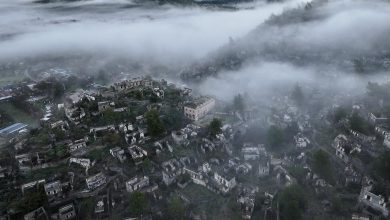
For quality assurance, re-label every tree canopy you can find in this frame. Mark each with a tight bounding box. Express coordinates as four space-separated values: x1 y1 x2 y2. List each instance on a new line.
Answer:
168 196 186 220
129 192 149 217
333 107 347 124
312 149 334 184
278 184 307 220
376 151 390 181
162 107 184 130
349 112 370 135
266 125 284 149
146 109 165 137
209 118 222 137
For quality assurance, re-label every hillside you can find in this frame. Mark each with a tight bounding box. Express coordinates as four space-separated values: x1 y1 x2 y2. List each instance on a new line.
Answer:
180 0 390 82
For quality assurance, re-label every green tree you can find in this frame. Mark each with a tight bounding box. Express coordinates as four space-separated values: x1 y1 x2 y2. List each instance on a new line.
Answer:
333 107 347 124
55 145 68 158
142 158 152 173
102 109 119 124
11 186 47 213
331 195 344 214
149 93 161 103
312 149 334 184
53 128 66 141
129 192 149 216
88 148 106 161
209 118 222 137
30 132 50 145
146 109 165 137
103 132 121 145
278 184 307 220
350 112 369 134
376 151 390 181
168 196 185 220
162 107 184 130
79 198 94 220
35 78 65 100
266 126 284 149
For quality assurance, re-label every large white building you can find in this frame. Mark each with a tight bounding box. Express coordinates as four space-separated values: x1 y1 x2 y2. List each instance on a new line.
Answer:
184 97 215 121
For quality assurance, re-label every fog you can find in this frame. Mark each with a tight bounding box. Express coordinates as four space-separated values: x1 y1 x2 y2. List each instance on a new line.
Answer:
191 0 390 102
1 0 390 104
0 0 308 66
197 61 390 102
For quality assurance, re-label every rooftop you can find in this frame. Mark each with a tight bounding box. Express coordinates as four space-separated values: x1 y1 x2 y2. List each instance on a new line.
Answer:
0 123 28 136
185 96 214 109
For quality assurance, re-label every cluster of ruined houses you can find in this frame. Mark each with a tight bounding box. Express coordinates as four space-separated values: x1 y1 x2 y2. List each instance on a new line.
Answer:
4 74 390 220
61 77 173 125
330 112 390 218
264 94 390 218
2 77 223 219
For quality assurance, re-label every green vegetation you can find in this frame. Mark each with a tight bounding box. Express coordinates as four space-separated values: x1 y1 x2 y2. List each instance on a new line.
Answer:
88 147 107 161
35 78 65 100
168 196 186 220
142 158 152 173
333 107 347 124
331 195 344 214
266 125 284 150
288 166 307 184
208 118 222 137
162 106 184 130
312 149 334 184
278 184 307 220
376 151 390 181
24 164 68 181
133 90 144 100
146 109 165 137
103 132 121 146
349 112 370 135
10 186 47 213
79 198 94 220
47 144 68 160
129 192 149 217
28 129 51 145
